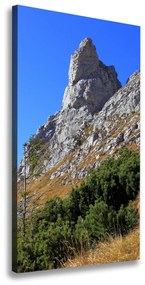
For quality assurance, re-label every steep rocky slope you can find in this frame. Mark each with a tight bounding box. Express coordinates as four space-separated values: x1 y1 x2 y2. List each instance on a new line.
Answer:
18 38 140 207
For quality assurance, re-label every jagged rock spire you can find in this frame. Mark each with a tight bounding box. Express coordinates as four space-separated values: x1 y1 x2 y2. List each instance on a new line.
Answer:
62 38 121 112
69 38 99 85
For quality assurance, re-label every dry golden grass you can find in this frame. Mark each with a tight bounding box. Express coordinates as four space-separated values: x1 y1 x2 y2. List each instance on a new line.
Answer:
128 141 140 153
64 228 140 268
17 150 83 211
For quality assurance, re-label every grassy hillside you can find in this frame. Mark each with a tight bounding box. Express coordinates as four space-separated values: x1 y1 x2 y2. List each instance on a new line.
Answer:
64 227 140 268
17 111 140 213
17 137 140 216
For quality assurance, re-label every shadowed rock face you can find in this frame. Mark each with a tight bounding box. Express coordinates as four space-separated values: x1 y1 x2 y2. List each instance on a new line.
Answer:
62 38 122 113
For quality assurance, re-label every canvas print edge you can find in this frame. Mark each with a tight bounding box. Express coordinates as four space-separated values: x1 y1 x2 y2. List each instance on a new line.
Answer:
12 5 140 273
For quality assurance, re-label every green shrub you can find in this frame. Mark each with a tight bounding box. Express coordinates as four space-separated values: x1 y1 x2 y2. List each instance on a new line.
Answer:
28 137 45 172
85 200 109 242
17 148 140 272
75 216 90 250
117 204 139 235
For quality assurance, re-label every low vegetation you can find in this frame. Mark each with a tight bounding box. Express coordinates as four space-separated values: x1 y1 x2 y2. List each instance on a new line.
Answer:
17 148 140 272
28 137 44 172
64 228 139 268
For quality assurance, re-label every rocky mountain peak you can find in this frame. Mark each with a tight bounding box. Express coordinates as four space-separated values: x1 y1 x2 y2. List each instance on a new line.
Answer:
18 39 140 191
68 37 99 85
79 37 93 48
62 38 121 112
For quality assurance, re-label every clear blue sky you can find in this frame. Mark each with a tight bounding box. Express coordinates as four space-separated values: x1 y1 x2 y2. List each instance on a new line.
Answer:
17 5 140 165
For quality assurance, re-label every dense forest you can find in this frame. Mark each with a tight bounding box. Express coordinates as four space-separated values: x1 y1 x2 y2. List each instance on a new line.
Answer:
17 148 140 272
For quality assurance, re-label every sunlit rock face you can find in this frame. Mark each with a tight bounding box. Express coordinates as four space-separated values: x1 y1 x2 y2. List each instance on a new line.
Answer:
68 38 99 85
62 38 121 113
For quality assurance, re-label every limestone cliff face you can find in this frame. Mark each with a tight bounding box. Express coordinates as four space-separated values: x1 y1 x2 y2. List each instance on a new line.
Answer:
62 38 121 113
18 38 140 185
69 38 99 85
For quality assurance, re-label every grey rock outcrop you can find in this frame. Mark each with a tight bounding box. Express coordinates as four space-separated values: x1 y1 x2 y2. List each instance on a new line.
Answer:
62 38 121 113
69 38 99 85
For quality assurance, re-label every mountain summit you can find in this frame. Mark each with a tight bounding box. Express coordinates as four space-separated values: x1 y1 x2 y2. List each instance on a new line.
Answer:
68 38 99 85
62 38 121 112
